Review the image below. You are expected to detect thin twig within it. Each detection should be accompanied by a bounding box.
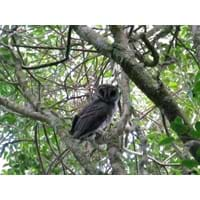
[34,123,46,174]
[123,148,181,167]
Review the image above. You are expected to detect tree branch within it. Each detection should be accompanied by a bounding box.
[106,71,132,175]
[0,96,49,123]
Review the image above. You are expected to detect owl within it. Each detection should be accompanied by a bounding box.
[70,84,119,140]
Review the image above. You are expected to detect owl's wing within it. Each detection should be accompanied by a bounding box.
[70,114,79,135]
[72,100,112,139]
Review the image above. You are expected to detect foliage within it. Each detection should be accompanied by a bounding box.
[0,25,200,175]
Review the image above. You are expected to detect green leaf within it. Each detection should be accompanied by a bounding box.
[195,121,200,132]
[190,130,200,138]
[170,117,189,135]
[196,148,200,158]
[159,137,174,145]
[195,71,200,82]
[0,84,15,96]
[192,72,200,101]
[0,113,16,124]
[193,81,200,93]
[0,48,12,60]
[181,159,199,169]
[104,70,112,78]
[168,82,178,89]
[168,65,176,70]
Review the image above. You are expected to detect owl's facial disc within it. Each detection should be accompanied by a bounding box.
[97,84,119,103]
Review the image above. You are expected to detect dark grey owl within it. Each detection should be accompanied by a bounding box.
[70,84,119,140]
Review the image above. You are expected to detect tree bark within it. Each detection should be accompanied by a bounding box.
[191,26,200,64]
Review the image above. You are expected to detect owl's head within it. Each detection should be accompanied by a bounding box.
[96,84,119,103]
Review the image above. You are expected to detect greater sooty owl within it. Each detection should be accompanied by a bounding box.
[70,84,119,140]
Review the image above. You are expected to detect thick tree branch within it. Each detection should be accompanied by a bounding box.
[72,25,112,58]
[63,135,101,174]
[0,96,49,123]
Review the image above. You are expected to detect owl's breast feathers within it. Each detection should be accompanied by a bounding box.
[70,99,116,140]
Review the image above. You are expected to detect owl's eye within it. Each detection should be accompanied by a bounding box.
[99,88,105,97]
[110,90,116,97]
